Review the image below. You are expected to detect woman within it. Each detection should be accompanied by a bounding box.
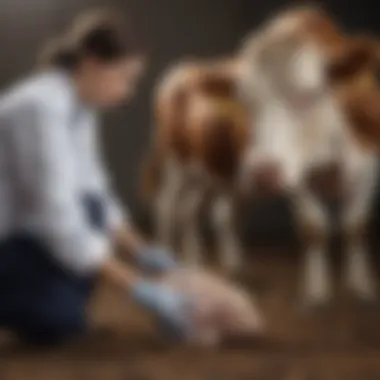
[0,10,193,345]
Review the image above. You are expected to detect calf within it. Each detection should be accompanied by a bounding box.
[239,5,380,307]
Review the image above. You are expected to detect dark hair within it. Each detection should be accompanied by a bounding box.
[40,9,140,69]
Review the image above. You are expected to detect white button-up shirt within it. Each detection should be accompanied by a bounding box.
[0,69,127,275]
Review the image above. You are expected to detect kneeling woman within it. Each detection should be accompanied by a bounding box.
[0,10,193,345]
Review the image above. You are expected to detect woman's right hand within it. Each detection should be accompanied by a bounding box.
[130,280,193,340]
[99,256,193,340]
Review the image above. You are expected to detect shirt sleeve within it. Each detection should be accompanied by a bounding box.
[10,100,111,275]
[82,113,129,232]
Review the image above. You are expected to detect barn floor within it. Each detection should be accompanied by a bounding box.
[2,248,380,380]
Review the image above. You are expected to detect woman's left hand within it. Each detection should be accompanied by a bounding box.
[134,245,178,273]
[114,225,178,273]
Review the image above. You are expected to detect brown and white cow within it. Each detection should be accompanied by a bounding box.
[140,58,255,271]
[239,5,380,307]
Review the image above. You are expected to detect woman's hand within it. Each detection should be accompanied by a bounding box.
[99,256,193,340]
[130,280,193,340]
[113,223,178,273]
[133,245,177,273]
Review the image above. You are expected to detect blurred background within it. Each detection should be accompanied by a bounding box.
[1,1,380,379]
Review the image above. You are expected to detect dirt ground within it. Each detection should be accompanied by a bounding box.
[2,248,380,380]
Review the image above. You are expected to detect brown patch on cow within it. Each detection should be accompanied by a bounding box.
[298,7,345,54]
[196,74,236,98]
[327,37,377,83]
[186,59,240,99]
[328,36,380,149]
[342,89,380,149]
[150,59,248,175]
[188,95,249,181]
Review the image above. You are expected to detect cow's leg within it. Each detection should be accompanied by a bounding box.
[293,191,331,308]
[343,156,378,303]
[177,182,207,267]
[211,193,242,273]
[155,157,186,250]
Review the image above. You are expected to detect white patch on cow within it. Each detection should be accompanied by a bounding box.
[211,194,242,272]
[287,43,325,96]
[240,99,308,193]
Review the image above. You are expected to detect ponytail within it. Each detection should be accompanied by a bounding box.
[39,8,139,70]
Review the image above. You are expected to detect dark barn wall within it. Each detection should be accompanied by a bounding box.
[0,0,379,245]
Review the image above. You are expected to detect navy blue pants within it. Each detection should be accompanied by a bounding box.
[0,194,106,345]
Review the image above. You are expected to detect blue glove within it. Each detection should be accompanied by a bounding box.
[134,245,178,273]
[131,281,193,340]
